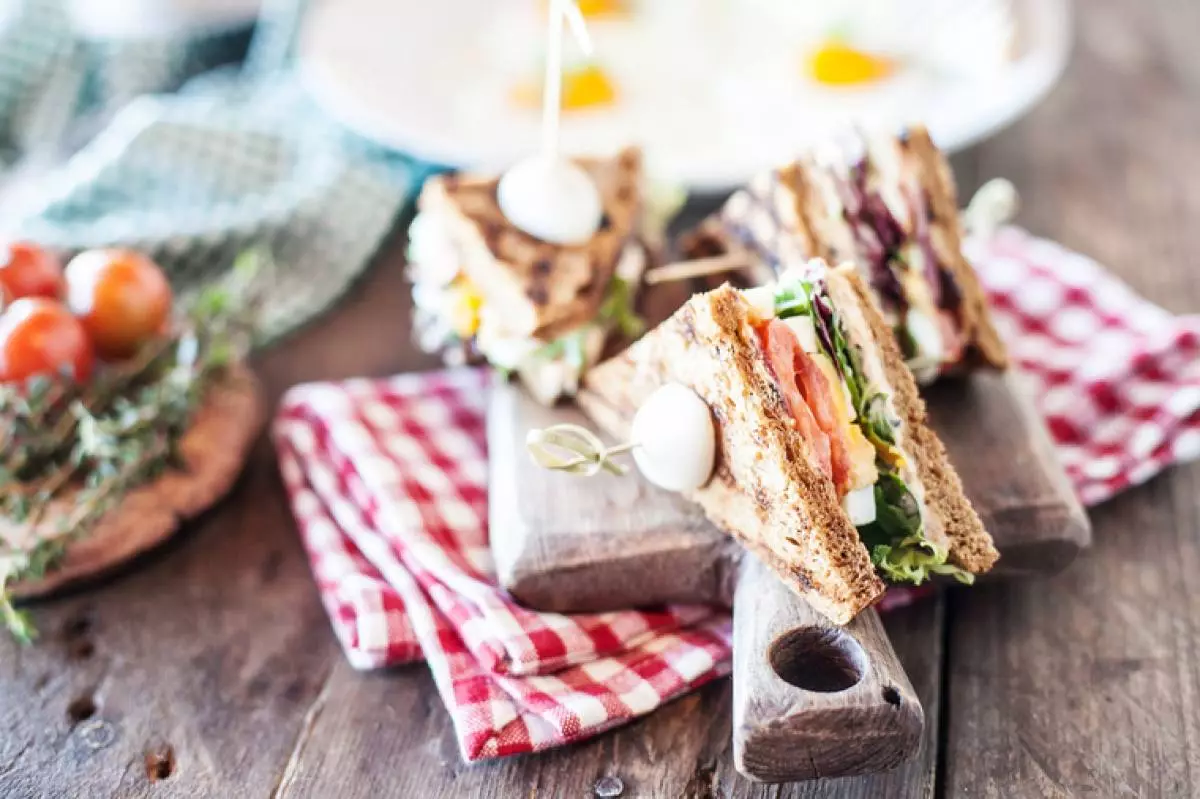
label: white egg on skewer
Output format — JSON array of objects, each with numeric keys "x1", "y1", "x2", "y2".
[
  {"x1": 630, "y1": 383, "x2": 716, "y2": 493},
  {"x1": 497, "y1": 153, "x2": 604, "y2": 246},
  {"x1": 495, "y1": 0, "x2": 605, "y2": 246}
]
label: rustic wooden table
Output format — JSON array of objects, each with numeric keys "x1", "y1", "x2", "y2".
[{"x1": 3, "y1": 3, "x2": 1198, "y2": 796}]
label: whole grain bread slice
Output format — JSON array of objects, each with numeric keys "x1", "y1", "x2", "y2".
[
  {"x1": 578, "y1": 283, "x2": 886, "y2": 625},
  {"x1": 679, "y1": 126, "x2": 1008, "y2": 372},
  {"x1": 5, "y1": 366, "x2": 263, "y2": 599},
  {"x1": 418, "y1": 147, "x2": 643, "y2": 341}
]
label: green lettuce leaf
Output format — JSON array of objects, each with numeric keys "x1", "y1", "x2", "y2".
[
  {"x1": 857, "y1": 474, "x2": 974, "y2": 585},
  {"x1": 773, "y1": 280, "x2": 813, "y2": 319},
  {"x1": 860, "y1": 392, "x2": 897, "y2": 449},
  {"x1": 598, "y1": 277, "x2": 644, "y2": 339}
]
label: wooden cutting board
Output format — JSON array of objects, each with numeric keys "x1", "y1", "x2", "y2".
[{"x1": 487, "y1": 363, "x2": 1089, "y2": 783}]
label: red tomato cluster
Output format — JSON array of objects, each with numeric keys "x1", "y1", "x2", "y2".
[{"x1": 0, "y1": 243, "x2": 173, "y2": 384}]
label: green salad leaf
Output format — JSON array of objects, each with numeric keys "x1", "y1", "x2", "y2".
[
  {"x1": 857, "y1": 474, "x2": 974, "y2": 585},
  {"x1": 773, "y1": 280, "x2": 813, "y2": 319},
  {"x1": 860, "y1": 392, "x2": 897, "y2": 449},
  {"x1": 598, "y1": 277, "x2": 644, "y2": 340}
]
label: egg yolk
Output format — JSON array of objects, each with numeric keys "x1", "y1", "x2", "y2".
[
  {"x1": 539, "y1": 0, "x2": 625, "y2": 18},
  {"x1": 808, "y1": 40, "x2": 896, "y2": 87},
  {"x1": 448, "y1": 278, "x2": 483, "y2": 339},
  {"x1": 512, "y1": 64, "x2": 618, "y2": 111}
]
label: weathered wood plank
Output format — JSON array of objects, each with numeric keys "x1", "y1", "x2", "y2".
[
  {"x1": 488, "y1": 380, "x2": 734, "y2": 612},
  {"x1": 273, "y1": 598, "x2": 943, "y2": 799},
  {"x1": 0, "y1": 253, "x2": 438, "y2": 797},
  {"x1": 944, "y1": 1, "x2": 1200, "y2": 795},
  {"x1": 924, "y1": 370, "x2": 1090, "y2": 578}
]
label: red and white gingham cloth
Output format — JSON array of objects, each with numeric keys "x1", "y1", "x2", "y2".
[
  {"x1": 273, "y1": 369, "x2": 732, "y2": 759},
  {"x1": 966, "y1": 227, "x2": 1200, "y2": 505},
  {"x1": 273, "y1": 226, "x2": 1200, "y2": 760}
]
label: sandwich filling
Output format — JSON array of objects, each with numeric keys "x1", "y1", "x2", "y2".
[
  {"x1": 743, "y1": 269, "x2": 972, "y2": 585},
  {"x1": 826, "y1": 150, "x2": 964, "y2": 383},
  {"x1": 407, "y1": 209, "x2": 644, "y2": 403}
]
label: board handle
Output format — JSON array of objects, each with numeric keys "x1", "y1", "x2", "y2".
[{"x1": 731, "y1": 553, "x2": 923, "y2": 782}]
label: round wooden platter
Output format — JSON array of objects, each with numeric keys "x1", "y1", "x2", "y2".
[{"x1": 7, "y1": 366, "x2": 265, "y2": 600}]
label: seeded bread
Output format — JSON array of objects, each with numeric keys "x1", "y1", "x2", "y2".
[
  {"x1": 5, "y1": 367, "x2": 263, "y2": 599},
  {"x1": 419, "y1": 147, "x2": 643, "y2": 341},
  {"x1": 579, "y1": 283, "x2": 886, "y2": 625}
]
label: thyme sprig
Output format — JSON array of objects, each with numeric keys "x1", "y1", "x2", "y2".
[{"x1": 0, "y1": 249, "x2": 270, "y2": 643}]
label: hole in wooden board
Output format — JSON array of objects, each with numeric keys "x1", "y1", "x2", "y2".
[
  {"x1": 62, "y1": 615, "x2": 92, "y2": 639},
  {"x1": 768, "y1": 627, "x2": 867, "y2": 693},
  {"x1": 68, "y1": 639, "x2": 95, "y2": 661},
  {"x1": 145, "y1": 745, "x2": 176, "y2": 781},
  {"x1": 67, "y1": 695, "x2": 97, "y2": 724}
]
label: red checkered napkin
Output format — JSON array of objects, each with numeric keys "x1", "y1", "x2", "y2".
[
  {"x1": 273, "y1": 370, "x2": 731, "y2": 759},
  {"x1": 966, "y1": 227, "x2": 1200, "y2": 506},
  {"x1": 274, "y1": 228, "x2": 1200, "y2": 760}
]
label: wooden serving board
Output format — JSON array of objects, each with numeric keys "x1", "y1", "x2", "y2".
[
  {"x1": 487, "y1": 361, "x2": 1089, "y2": 782},
  {"x1": 490, "y1": 384, "x2": 927, "y2": 783}
]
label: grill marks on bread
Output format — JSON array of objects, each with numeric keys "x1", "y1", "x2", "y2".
[{"x1": 418, "y1": 148, "x2": 642, "y2": 340}]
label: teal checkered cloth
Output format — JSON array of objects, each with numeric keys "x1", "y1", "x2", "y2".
[{"x1": 0, "y1": 0, "x2": 423, "y2": 342}]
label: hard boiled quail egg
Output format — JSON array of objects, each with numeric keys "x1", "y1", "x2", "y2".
[
  {"x1": 842, "y1": 484, "x2": 877, "y2": 525},
  {"x1": 631, "y1": 383, "x2": 716, "y2": 493},
  {"x1": 497, "y1": 154, "x2": 603, "y2": 245}
]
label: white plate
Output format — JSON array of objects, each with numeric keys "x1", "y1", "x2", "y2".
[{"x1": 299, "y1": 0, "x2": 1071, "y2": 192}]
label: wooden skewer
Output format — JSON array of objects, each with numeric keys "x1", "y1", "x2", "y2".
[{"x1": 644, "y1": 252, "x2": 755, "y2": 285}]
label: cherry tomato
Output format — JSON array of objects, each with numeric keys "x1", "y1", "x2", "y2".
[
  {"x1": 0, "y1": 298, "x2": 95, "y2": 384},
  {"x1": 0, "y1": 242, "x2": 64, "y2": 301},
  {"x1": 65, "y1": 249, "x2": 173, "y2": 360}
]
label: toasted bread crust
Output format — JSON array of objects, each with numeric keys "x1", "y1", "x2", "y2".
[
  {"x1": 419, "y1": 147, "x2": 643, "y2": 340},
  {"x1": 7, "y1": 367, "x2": 263, "y2": 599},
  {"x1": 893, "y1": 128, "x2": 1008, "y2": 370},
  {"x1": 831, "y1": 272, "x2": 999, "y2": 573},
  {"x1": 580, "y1": 285, "x2": 885, "y2": 625}
]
